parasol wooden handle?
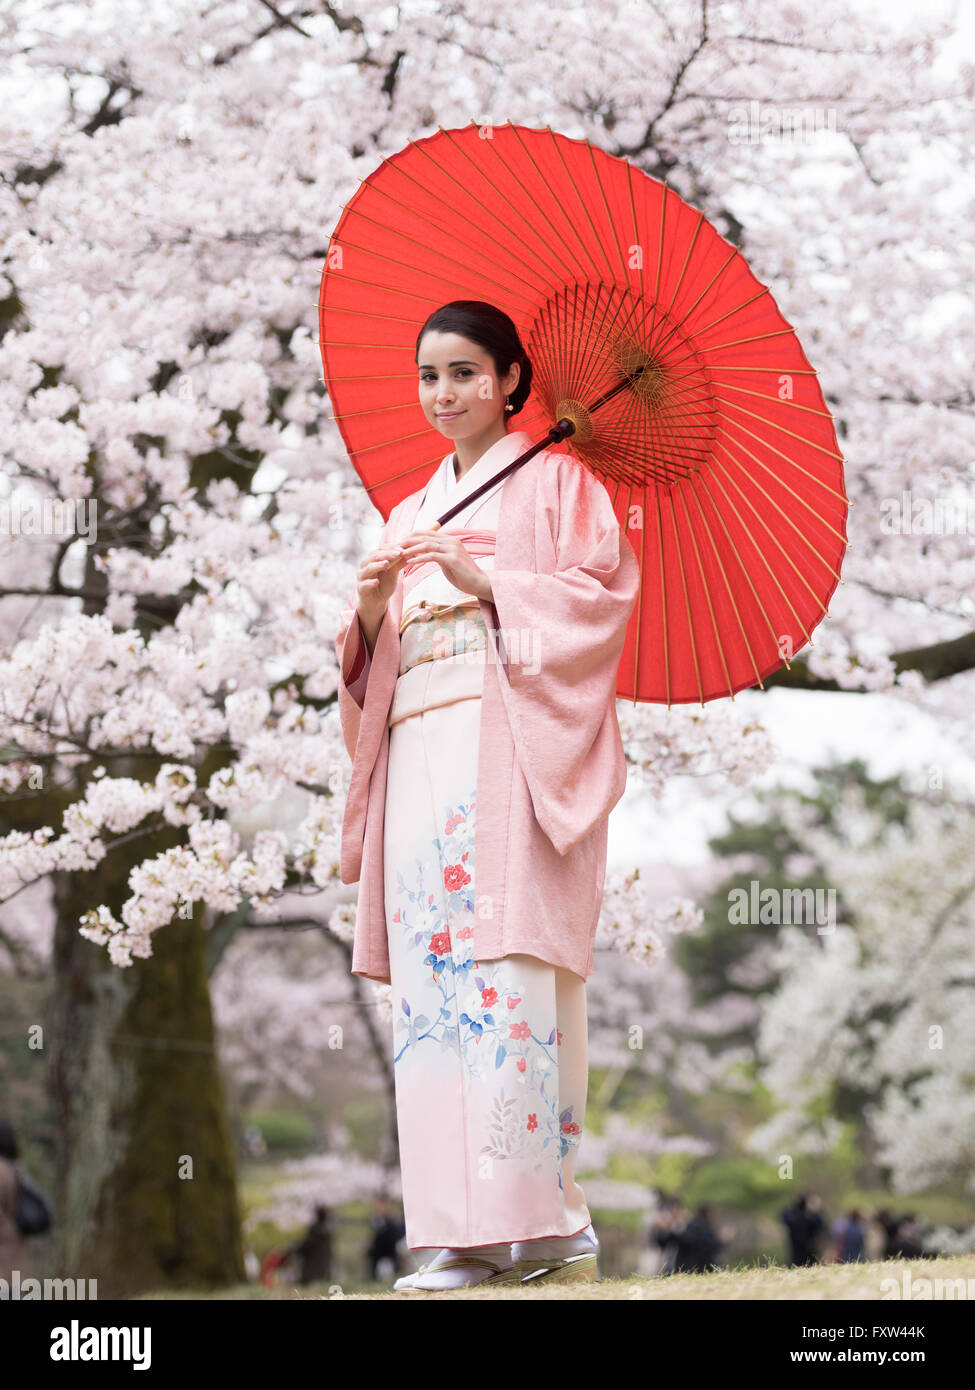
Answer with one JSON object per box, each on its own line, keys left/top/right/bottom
{"left": 433, "top": 420, "right": 576, "bottom": 528}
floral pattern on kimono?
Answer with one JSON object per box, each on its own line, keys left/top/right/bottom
{"left": 391, "top": 790, "right": 583, "bottom": 1187}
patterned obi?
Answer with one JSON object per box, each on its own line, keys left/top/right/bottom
{"left": 389, "top": 528, "right": 497, "bottom": 728}
{"left": 397, "top": 528, "right": 497, "bottom": 677}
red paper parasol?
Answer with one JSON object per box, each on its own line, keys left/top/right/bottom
{"left": 318, "top": 121, "right": 849, "bottom": 705}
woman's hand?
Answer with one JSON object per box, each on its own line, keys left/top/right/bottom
{"left": 356, "top": 544, "right": 407, "bottom": 617}
{"left": 397, "top": 527, "right": 494, "bottom": 602}
{"left": 354, "top": 543, "right": 409, "bottom": 657}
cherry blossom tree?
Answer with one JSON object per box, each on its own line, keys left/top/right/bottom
{"left": 746, "top": 787, "right": 975, "bottom": 1198}
{"left": 1, "top": 0, "right": 971, "bottom": 1288}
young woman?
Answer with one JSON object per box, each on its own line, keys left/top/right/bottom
{"left": 335, "top": 300, "right": 640, "bottom": 1291}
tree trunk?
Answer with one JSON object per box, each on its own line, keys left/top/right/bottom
{"left": 49, "top": 844, "right": 244, "bottom": 1297}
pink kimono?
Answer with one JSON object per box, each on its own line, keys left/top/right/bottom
{"left": 336, "top": 432, "right": 640, "bottom": 984}
{"left": 335, "top": 429, "right": 640, "bottom": 1248}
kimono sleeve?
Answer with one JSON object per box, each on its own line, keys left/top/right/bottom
{"left": 482, "top": 456, "right": 640, "bottom": 855}
{"left": 337, "top": 605, "right": 373, "bottom": 704}
{"left": 334, "top": 510, "right": 398, "bottom": 763}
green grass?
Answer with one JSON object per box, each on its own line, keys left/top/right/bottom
{"left": 134, "top": 1254, "right": 975, "bottom": 1301}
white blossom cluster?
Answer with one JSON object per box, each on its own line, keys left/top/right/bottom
{"left": 746, "top": 791, "right": 975, "bottom": 1193}
{"left": 598, "top": 864, "right": 704, "bottom": 969}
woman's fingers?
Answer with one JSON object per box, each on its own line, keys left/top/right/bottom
{"left": 401, "top": 547, "right": 450, "bottom": 563}
{"left": 399, "top": 536, "right": 454, "bottom": 554}
{"left": 359, "top": 553, "right": 406, "bottom": 575}
{"left": 357, "top": 534, "right": 466, "bottom": 583}
{"left": 362, "top": 546, "right": 403, "bottom": 561}
{"left": 399, "top": 539, "right": 453, "bottom": 557}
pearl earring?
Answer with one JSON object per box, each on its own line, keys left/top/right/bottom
{"left": 504, "top": 397, "right": 514, "bottom": 411}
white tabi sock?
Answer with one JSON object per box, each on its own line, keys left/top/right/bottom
{"left": 511, "top": 1222, "right": 599, "bottom": 1263}
{"left": 413, "top": 1241, "right": 515, "bottom": 1289}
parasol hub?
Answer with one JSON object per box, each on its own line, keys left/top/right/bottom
{"left": 553, "top": 400, "right": 593, "bottom": 444}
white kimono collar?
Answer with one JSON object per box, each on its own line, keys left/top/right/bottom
{"left": 414, "top": 428, "right": 536, "bottom": 528}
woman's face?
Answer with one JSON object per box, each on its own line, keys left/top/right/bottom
{"left": 417, "top": 330, "right": 520, "bottom": 441}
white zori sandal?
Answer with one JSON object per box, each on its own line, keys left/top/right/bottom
{"left": 511, "top": 1225, "right": 601, "bottom": 1285}
{"left": 515, "top": 1250, "right": 599, "bottom": 1285}
{"left": 397, "top": 1254, "right": 524, "bottom": 1293}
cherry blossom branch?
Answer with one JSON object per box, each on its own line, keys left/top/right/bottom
{"left": 763, "top": 629, "right": 975, "bottom": 692}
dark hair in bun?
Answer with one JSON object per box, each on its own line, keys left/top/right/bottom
{"left": 415, "top": 300, "right": 533, "bottom": 417}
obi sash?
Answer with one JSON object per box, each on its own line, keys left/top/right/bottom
{"left": 388, "top": 651, "right": 487, "bottom": 727}
{"left": 398, "top": 528, "right": 497, "bottom": 676}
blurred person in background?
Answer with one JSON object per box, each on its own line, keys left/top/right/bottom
{"left": 780, "top": 1192, "right": 825, "bottom": 1266}
{"left": 0, "top": 1119, "right": 51, "bottom": 1283}
{"left": 825, "top": 1206, "right": 866, "bottom": 1263}
{"left": 0, "top": 1119, "right": 27, "bottom": 1284}
{"left": 283, "top": 1203, "right": 334, "bottom": 1285}
{"left": 365, "top": 1193, "right": 406, "bottom": 1283}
